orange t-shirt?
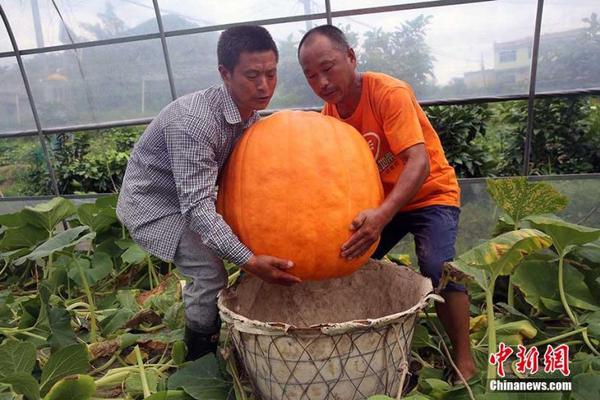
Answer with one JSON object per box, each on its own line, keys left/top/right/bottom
{"left": 322, "top": 72, "right": 460, "bottom": 212}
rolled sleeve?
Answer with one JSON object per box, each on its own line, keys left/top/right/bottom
{"left": 164, "top": 118, "right": 253, "bottom": 266}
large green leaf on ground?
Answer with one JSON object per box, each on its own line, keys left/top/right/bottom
{"left": 146, "top": 391, "right": 192, "bottom": 400}
{"left": 22, "top": 197, "right": 76, "bottom": 233}
{"left": 571, "top": 372, "right": 600, "bottom": 400}
{"left": 99, "top": 308, "right": 136, "bottom": 336}
{"left": 0, "top": 225, "right": 47, "bottom": 251}
{"left": 66, "top": 253, "right": 112, "bottom": 287}
{"left": 125, "top": 370, "right": 159, "bottom": 397}
{"left": 47, "top": 308, "right": 78, "bottom": 351}
{"left": 0, "top": 372, "right": 41, "bottom": 400}
{"left": 0, "top": 211, "right": 24, "bottom": 228}
{"left": 77, "top": 203, "right": 117, "bottom": 234}
{"left": 14, "top": 226, "right": 95, "bottom": 266}
{"left": 139, "top": 275, "right": 182, "bottom": 315}
{"left": 448, "top": 229, "right": 551, "bottom": 291}
{"left": 575, "top": 241, "right": 600, "bottom": 266}
{"left": 167, "top": 354, "right": 232, "bottom": 400}
{"left": 570, "top": 352, "right": 600, "bottom": 375}
{"left": 117, "top": 239, "right": 147, "bottom": 266}
{"left": 524, "top": 215, "right": 600, "bottom": 256}
{"left": 40, "top": 344, "right": 90, "bottom": 395}
{"left": 581, "top": 311, "right": 600, "bottom": 339}
{"left": 0, "top": 341, "right": 36, "bottom": 378}
{"left": 486, "top": 177, "right": 568, "bottom": 224}
{"left": 513, "top": 256, "right": 600, "bottom": 313}
{"left": 44, "top": 375, "right": 95, "bottom": 400}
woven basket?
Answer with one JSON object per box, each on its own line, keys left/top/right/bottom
{"left": 218, "top": 259, "right": 440, "bottom": 400}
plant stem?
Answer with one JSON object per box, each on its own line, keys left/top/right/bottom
{"left": 0, "top": 328, "right": 46, "bottom": 341}
{"left": 134, "top": 345, "right": 151, "bottom": 398}
{"left": 582, "top": 328, "right": 600, "bottom": 356}
{"left": 486, "top": 286, "right": 497, "bottom": 384}
{"left": 530, "top": 327, "right": 586, "bottom": 347}
{"left": 557, "top": 255, "right": 578, "bottom": 326}
{"left": 147, "top": 255, "right": 155, "bottom": 290}
{"left": 94, "top": 370, "right": 131, "bottom": 388}
{"left": 507, "top": 278, "right": 514, "bottom": 308}
{"left": 77, "top": 263, "right": 98, "bottom": 343}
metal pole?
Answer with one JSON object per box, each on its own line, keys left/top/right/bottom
{"left": 522, "top": 0, "right": 545, "bottom": 176}
{"left": 325, "top": 0, "right": 332, "bottom": 25}
{"left": 0, "top": 5, "right": 61, "bottom": 196}
{"left": 152, "top": 0, "right": 177, "bottom": 100}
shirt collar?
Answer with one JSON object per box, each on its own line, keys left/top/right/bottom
{"left": 220, "top": 85, "right": 259, "bottom": 127}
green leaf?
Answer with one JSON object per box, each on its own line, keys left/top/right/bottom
{"left": 146, "top": 390, "right": 192, "bottom": 400}
{"left": 125, "top": 370, "right": 159, "bottom": 397}
{"left": 43, "top": 375, "right": 95, "bottom": 400}
{"left": 0, "top": 341, "right": 36, "bottom": 378}
{"left": 40, "top": 344, "right": 90, "bottom": 395}
{"left": 581, "top": 311, "right": 600, "bottom": 339}
{"left": 0, "top": 372, "right": 41, "bottom": 400}
{"left": 22, "top": 197, "right": 76, "bottom": 233}
{"left": 513, "top": 256, "right": 600, "bottom": 313}
{"left": 448, "top": 229, "right": 552, "bottom": 291}
{"left": 0, "top": 211, "right": 24, "bottom": 228}
{"left": 14, "top": 227, "right": 95, "bottom": 266}
{"left": 47, "top": 308, "right": 78, "bottom": 352}
{"left": 95, "top": 195, "right": 118, "bottom": 209}
{"left": 486, "top": 177, "right": 568, "bottom": 225}
{"left": 67, "top": 253, "right": 112, "bottom": 287}
{"left": 171, "top": 341, "right": 187, "bottom": 366}
{"left": 99, "top": 308, "right": 135, "bottom": 336}
{"left": 116, "top": 290, "right": 142, "bottom": 313}
{"left": 571, "top": 372, "right": 600, "bottom": 400}
{"left": 77, "top": 204, "right": 117, "bottom": 234}
{"left": 368, "top": 396, "right": 395, "bottom": 400}
{"left": 141, "top": 275, "right": 182, "bottom": 315}
{"left": 575, "top": 241, "right": 600, "bottom": 265}
{"left": 411, "top": 324, "right": 438, "bottom": 349}
{"left": 495, "top": 320, "right": 537, "bottom": 344}
{"left": 524, "top": 215, "right": 600, "bottom": 256}
{"left": 167, "top": 354, "right": 232, "bottom": 400}
{"left": 0, "top": 225, "right": 47, "bottom": 251}
{"left": 120, "top": 242, "right": 147, "bottom": 266}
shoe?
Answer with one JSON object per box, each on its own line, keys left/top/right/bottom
{"left": 184, "top": 326, "right": 219, "bottom": 361}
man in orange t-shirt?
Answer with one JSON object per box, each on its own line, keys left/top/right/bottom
{"left": 298, "top": 25, "right": 475, "bottom": 383}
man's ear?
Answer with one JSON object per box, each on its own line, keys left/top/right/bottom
{"left": 347, "top": 47, "right": 357, "bottom": 66}
{"left": 218, "top": 65, "right": 231, "bottom": 83}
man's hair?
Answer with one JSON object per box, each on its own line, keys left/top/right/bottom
{"left": 298, "top": 25, "right": 350, "bottom": 56}
{"left": 217, "top": 25, "right": 278, "bottom": 72}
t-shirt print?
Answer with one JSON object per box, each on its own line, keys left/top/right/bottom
{"left": 363, "top": 131, "right": 398, "bottom": 174}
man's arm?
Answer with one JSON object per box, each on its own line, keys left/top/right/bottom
{"left": 341, "top": 143, "right": 429, "bottom": 260}
{"left": 166, "top": 118, "right": 300, "bottom": 284}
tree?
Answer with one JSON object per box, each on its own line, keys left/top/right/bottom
{"left": 359, "top": 15, "right": 436, "bottom": 97}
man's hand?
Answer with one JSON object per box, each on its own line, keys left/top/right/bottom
{"left": 241, "top": 255, "right": 302, "bottom": 285}
{"left": 341, "top": 208, "right": 391, "bottom": 260}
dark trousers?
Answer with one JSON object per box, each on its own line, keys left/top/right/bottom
{"left": 373, "top": 205, "right": 465, "bottom": 292}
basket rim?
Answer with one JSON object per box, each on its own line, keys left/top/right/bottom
{"left": 217, "top": 261, "right": 441, "bottom": 336}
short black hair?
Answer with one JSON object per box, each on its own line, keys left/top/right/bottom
{"left": 298, "top": 25, "right": 350, "bottom": 56}
{"left": 217, "top": 25, "right": 278, "bottom": 72}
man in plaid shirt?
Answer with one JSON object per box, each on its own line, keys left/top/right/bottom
{"left": 117, "top": 25, "right": 300, "bottom": 360}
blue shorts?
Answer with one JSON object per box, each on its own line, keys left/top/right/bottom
{"left": 372, "top": 205, "right": 466, "bottom": 293}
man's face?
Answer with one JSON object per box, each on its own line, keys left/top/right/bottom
{"left": 298, "top": 34, "right": 357, "bottom": 104}
{"left": 219, "top": 50, "right": 277, "bottom": 117}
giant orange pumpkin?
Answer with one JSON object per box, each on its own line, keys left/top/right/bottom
{"left": 216, "top": 110, "right": 384, "bottom": 280}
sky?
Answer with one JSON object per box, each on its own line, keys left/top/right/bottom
{"left": 0, "top": 0, "right": 598, "bottom": 84}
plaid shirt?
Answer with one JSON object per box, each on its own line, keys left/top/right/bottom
{"left": 117, "top": 85, "right": 257, "bottom": 265}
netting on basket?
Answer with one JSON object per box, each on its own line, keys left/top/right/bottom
{"left": 218, "top": 259, "right": 440, "bottom": 400}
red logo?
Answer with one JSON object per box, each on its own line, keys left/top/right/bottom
{"left": 362, "top": 132, "right": 381, "bottom": 159}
